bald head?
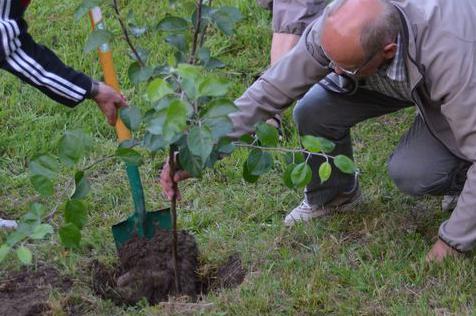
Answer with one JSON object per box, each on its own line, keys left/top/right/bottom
{"left": 320, "top": 0, "right": 401, "bottom": 76}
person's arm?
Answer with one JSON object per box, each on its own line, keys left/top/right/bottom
{"left": 228, "top": 17, "right": 330, "bottom": 138}
{"left": 423, "top": 40, "right": 476, "bottom": 255}
{"left": 0, "top": 10, "right": 126, "bottom": 124}
{"left": 161, "top": 17, "right": 332, "bottom": 200}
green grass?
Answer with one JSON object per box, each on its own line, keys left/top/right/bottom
{"left": 1, "top": 0, "right": 475, "bottom": 315}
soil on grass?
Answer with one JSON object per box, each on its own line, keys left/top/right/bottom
{"left": 0, "top": 265, "right": 72, "bottom": 316}
{"left": 91, "top": 230, "right": 246, "bottom": 306}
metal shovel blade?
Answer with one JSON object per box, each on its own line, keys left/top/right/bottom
{"left": 112, "top": 208, "right": 172, "bottom": 250}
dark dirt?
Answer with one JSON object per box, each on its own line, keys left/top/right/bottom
{"left": 0, "top": 265, "right": 72, "bottom": 316}
{"left": 91, "top": 230, "right": 246, "bottom": 306}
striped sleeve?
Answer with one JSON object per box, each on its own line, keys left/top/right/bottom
{"left": 0, "top": 0, "right": 92, "bottom": 107}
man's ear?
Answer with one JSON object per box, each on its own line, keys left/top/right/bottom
{"left": 382, "top": 43, "right": 397, "bottom": 60}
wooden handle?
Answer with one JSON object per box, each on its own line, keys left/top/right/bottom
{"left": 89, "top": 7, "right": 131, "bottom": 142}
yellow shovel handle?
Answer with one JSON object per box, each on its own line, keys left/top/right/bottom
{"left": 89, "top": 7, "right": 131, "bottom": 143}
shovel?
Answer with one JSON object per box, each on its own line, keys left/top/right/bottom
{"left": 89, "top": 7, "right": 172, "bottom": 250}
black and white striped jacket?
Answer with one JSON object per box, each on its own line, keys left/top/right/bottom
{"left": 0, "top": 0, "right": 93, "bottom": 107}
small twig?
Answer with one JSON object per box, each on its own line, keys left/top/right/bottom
{"left": 111, "top": 0, "right": 145, "bottom": 67}
{"left": 45, "top": 179, "right": 75, "bottom": 222}
{"left": 83, "top": 155, "right": 115, "bottom": 171}
{"left": 234, "top": 142, "right": 337, "bottom": 160}
{"left": 198, "top": 0, "right": 212, "bottom": 48}
{"left": 189, "top": 0, "right": 204, "bottom": 64}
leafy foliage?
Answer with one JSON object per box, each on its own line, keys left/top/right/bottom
{"left": 0, "top": 0, "right": 358, "bottom": 266}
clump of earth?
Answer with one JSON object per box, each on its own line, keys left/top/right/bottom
{"left": 91, "top": 230, "right": 246, "bottom": 305}
{"left": 0, "top": 266, "right": 72, "bottom": 315}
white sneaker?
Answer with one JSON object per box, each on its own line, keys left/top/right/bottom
{"left": 0, "top": 218, "right": 18, "bottom": 231}
{"left": 284, "top": 187, "right": 362, "bottom": 227}
{"left": 441, "top": 194, "right": 459, "bottom": 212}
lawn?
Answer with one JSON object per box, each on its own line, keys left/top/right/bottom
{"left": 1, "top": 0, "right": 475, "bottom": 315}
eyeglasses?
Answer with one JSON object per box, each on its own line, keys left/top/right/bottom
{"left": 322, "top": 45, "right": 378, "bottom": 77}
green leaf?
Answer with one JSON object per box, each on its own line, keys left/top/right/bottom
{"left": 0, "top": 245, "right": 11, "bottom": 263}
{"left": 166, "top": 34, "right": 188, "bottom": 53}
{"left": 318, "top": 137, "right": 336, "bottom": 153}
{"left": 30, "top": 175, "right": 54, "bottom": 196}
{"left": 22, "top": 203, "right": 45, "bottom": 223}
{"left": 198, "top": 77, "right": 232, "bottom": 98}
{"left": 284, "top": 152, "right": 305, "bottom": 165}
{"left": 291, "top": 162, "right": 312, "bottom": 188}
{"left": 64, "top": 200, "right": 88, "bottom": 229}
{"left": 187, "top": 126, "right": 214, "bottom": 163}
{"left": 334, "top": 155, "right": 357, "bottom": 174}
{"left": 143, "top": 133, "right": 167, "bottom": 152}
{"left": 162, "top": 99, "right": 189, "bottom": 142}
{"left": 246, "top": 149, "right": 273, "bottom": 176}
{"left": 120, "top": 106, "right": 143, "bottom": 131}
{"left": 302, "top": 135, "right": 335, "bottom": 153}
{"left": 71, "top": 171, "right": 90, "bottom": 200}
{"left": 198, "top": 47, "right": 211, "bottom": 64}
{"left": 211, "top": 7, "right": 242, "bottom": 35}
{"left": 204, "top": 116, "right": 233, "bottom": 140}
{"left": 74, "top": 0, "right": 101, "bottom": 20}
{"left": 129, "top": 47, "right": 149, "bottom": 62}
{"left": 217, "top": 137, "right": 235, "bottom": 154}
{"left": 115, "top": 148, "right": 143, "bottom": 166}
{"left": 6, "top": 230, "right": 28, "bottom": 247}
{"left": 59, "top": 223, "right": 81, "bottom": 249}
{"left": 29, "top": 154, "right": 59, "bottom": 179}
{"left": 146, "top": 78, "right": 174, "bottom": 102}
{"left": 128, "top": 62, "right": 153, "bottom": 84}
{"left": 205, "top": 57, "right": 225, "bottom": 70}
{"left": 30, "top": 224, "right": 54, "bottom": 240}
{"left": 176, "top": 64, "right": 202, "bottom": 99}
{"left": 84, "top": 29, "right": 113, "bottom": 53}
{"left": 58, "top": 130, "right": 92, "bottom": 167}
{"left": 203, "top": 98, "right": 237, "bottom": 119}
{"left": 239, "top": 134, "right": 254, "bottom": 144}
{"left": 157, "top": 16, "right": 189, "bottom": 32}
{"left": 256, "top": 122, "right": 279, "bottom": 147}
{"left": 302, "top": 135, "right": 321, "bottom": 153}
{"left": 243, "top": 161, "right": 259, "bottom": 183}
{"left": 16, "top": 246, "right": 32, "bottom": 265}
{"left": 319, "top": 162, "right": 332, "bottom": 183}
{"left": 179, "top": 145, "right": 203, "bottom": 177}
{"left": 283, "top": 164, "right": 297, "bottom": 189}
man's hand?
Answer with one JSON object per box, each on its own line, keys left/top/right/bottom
{"left": 159, "top": 158, "right": 191, "bottom": 201}
{"left": 426, "top": 238, "right": 460, "bottom": 263}
{"left": 92, "top": 82, "right": 127, "bottom": 126}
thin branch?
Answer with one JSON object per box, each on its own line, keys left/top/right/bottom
{"left": 111, "top": 0, "right": 145, "bottom": 67}
{"left": 83, "top": 155, "right": 115, "bottom": 171}
{"left": 198, "top": 0, "right": 212, "bottom": 48}
{"left": 45, "top": 178, "right": 74, "bottom": 222}
{"left": 234, "top": 142, "right": 337, "bottom": 160}
{"left": 189, "top": 0, "right": 204, "bottom": 64}
{"left": 168, "top": 147, "right": 181, "bottom": 294}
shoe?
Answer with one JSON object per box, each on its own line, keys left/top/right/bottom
{"left": 441, "top": 194, "right": 459, "bottom": 212}
{"left": 0, "top": 218, "right": 18, "bottom": 231}
{"left": 284, "top": 187, "right": 362, "bottom": 226}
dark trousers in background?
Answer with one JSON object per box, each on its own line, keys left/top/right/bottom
{"left": 293, "top": 84, "right": 469, "bottom": 206}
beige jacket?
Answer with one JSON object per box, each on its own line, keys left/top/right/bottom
{"left": 256, "top": 0, "right": 326, "bottom": 35}
{"left": 231, "top": 0, "right": 476, "bottom": 251}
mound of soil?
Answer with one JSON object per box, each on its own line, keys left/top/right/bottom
{"left": 91, "top": 230, "right": 246, "bottom": 306}
{"left": 0, "top": 265, "right": 72, "bottom": 316}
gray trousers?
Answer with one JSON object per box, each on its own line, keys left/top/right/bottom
{"left": 293, "top": 84, "right": 469, "bottom": 206}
